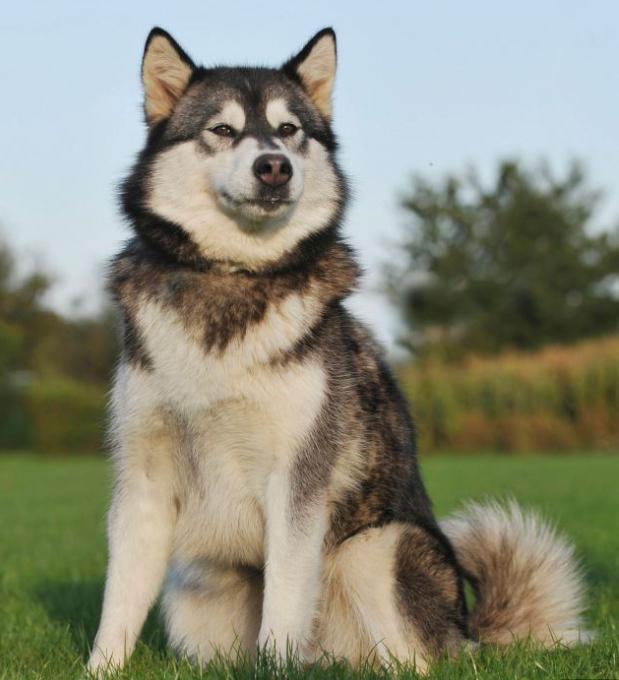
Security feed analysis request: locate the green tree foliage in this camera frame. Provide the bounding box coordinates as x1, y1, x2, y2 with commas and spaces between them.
0, 238, 116, 452
0, 242, 50, 373
388, 161, 619, 359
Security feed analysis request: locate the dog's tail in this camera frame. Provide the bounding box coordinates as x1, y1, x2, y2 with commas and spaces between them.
441, 500, 590, 646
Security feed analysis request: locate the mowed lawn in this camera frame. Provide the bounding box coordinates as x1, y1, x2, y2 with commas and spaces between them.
1, 454, 618, 679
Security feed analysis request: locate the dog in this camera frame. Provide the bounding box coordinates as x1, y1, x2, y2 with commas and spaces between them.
87, 27, 588, 674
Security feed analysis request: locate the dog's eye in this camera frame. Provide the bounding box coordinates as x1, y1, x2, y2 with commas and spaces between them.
210, 124, 235, 138
278, 123, 298, 137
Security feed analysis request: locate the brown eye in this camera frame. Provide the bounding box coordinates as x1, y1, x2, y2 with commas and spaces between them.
210, 124, 235, 137
278, 123, 298, 137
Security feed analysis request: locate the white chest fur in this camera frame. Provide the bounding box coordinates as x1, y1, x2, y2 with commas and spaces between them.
136, 291, 321, 411
125, 294, 328, 566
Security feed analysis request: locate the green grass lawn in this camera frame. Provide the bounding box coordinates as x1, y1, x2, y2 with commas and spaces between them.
1, 453, 618, 679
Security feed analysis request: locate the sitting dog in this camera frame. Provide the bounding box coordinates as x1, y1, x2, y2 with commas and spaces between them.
88, 27, 587, 674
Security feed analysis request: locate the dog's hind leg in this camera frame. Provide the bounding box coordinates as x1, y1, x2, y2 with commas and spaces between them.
161, 560, 263, 663
314, 522, 467, 674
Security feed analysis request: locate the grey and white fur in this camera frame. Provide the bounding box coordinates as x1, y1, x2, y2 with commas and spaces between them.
87, 27, 589, 675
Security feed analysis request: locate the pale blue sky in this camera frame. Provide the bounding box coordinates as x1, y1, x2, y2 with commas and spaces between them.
1, 1, 617, 347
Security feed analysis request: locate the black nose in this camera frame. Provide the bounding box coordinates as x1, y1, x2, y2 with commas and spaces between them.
253, 154, 293, 187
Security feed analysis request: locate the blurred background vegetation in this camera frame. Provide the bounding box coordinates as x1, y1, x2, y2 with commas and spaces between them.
0, 242, 114, 454
1, 158, 618, 455
387, 159, 619, 453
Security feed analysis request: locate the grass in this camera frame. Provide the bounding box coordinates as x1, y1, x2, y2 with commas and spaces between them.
1, 453, 617, 679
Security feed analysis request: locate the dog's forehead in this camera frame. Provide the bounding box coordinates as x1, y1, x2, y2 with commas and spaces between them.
167, 68, 309, 138
192, 72, 299, 116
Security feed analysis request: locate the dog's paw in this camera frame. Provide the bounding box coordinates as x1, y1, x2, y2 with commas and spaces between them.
86, 648, 124, 678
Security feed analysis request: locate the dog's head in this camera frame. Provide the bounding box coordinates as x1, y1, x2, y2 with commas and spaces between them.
123, 27, 346, 269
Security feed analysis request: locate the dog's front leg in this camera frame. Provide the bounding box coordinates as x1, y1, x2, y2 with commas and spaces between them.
88, 456, 175, 672
88, 376, 177, 673
258, 465, 328, 659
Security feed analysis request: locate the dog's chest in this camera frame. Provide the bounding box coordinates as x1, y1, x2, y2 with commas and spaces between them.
172, 401, 274, 567
130, 281, 328, 565
167, 351, 328, 568
135, 286, 321, 409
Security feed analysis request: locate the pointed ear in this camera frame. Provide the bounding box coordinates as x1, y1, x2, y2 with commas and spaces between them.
283, 28, 337, 119
141, 28, 195, 126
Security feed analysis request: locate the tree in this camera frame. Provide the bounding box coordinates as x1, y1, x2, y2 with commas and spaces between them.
0, 238, 118, 384
387, 160, 619, 359
0, 241, 52, 373
0, 236, 118, 451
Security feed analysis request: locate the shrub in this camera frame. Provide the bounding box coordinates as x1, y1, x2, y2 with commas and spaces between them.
24, 379, 106, 455
397, 336, 619, 453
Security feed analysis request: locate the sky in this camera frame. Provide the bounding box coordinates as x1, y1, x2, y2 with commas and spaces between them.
1, 0, 618, 349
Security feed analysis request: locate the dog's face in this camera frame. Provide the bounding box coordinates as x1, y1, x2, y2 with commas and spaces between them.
125, 28, 346, 269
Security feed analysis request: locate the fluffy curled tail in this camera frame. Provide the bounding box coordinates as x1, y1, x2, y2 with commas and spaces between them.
441, 501, 590, 646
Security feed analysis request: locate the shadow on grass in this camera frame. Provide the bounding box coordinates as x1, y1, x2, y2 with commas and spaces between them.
33, 579, 167, 660
585, 557, 619, 590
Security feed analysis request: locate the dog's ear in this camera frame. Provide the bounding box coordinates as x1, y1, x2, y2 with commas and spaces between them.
283, 28, 337, 119
141, 28, 195, 126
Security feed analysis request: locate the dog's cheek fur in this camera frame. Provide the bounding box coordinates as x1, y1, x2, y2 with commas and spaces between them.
143, 137, 342, 268
209, 137, 263, 200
